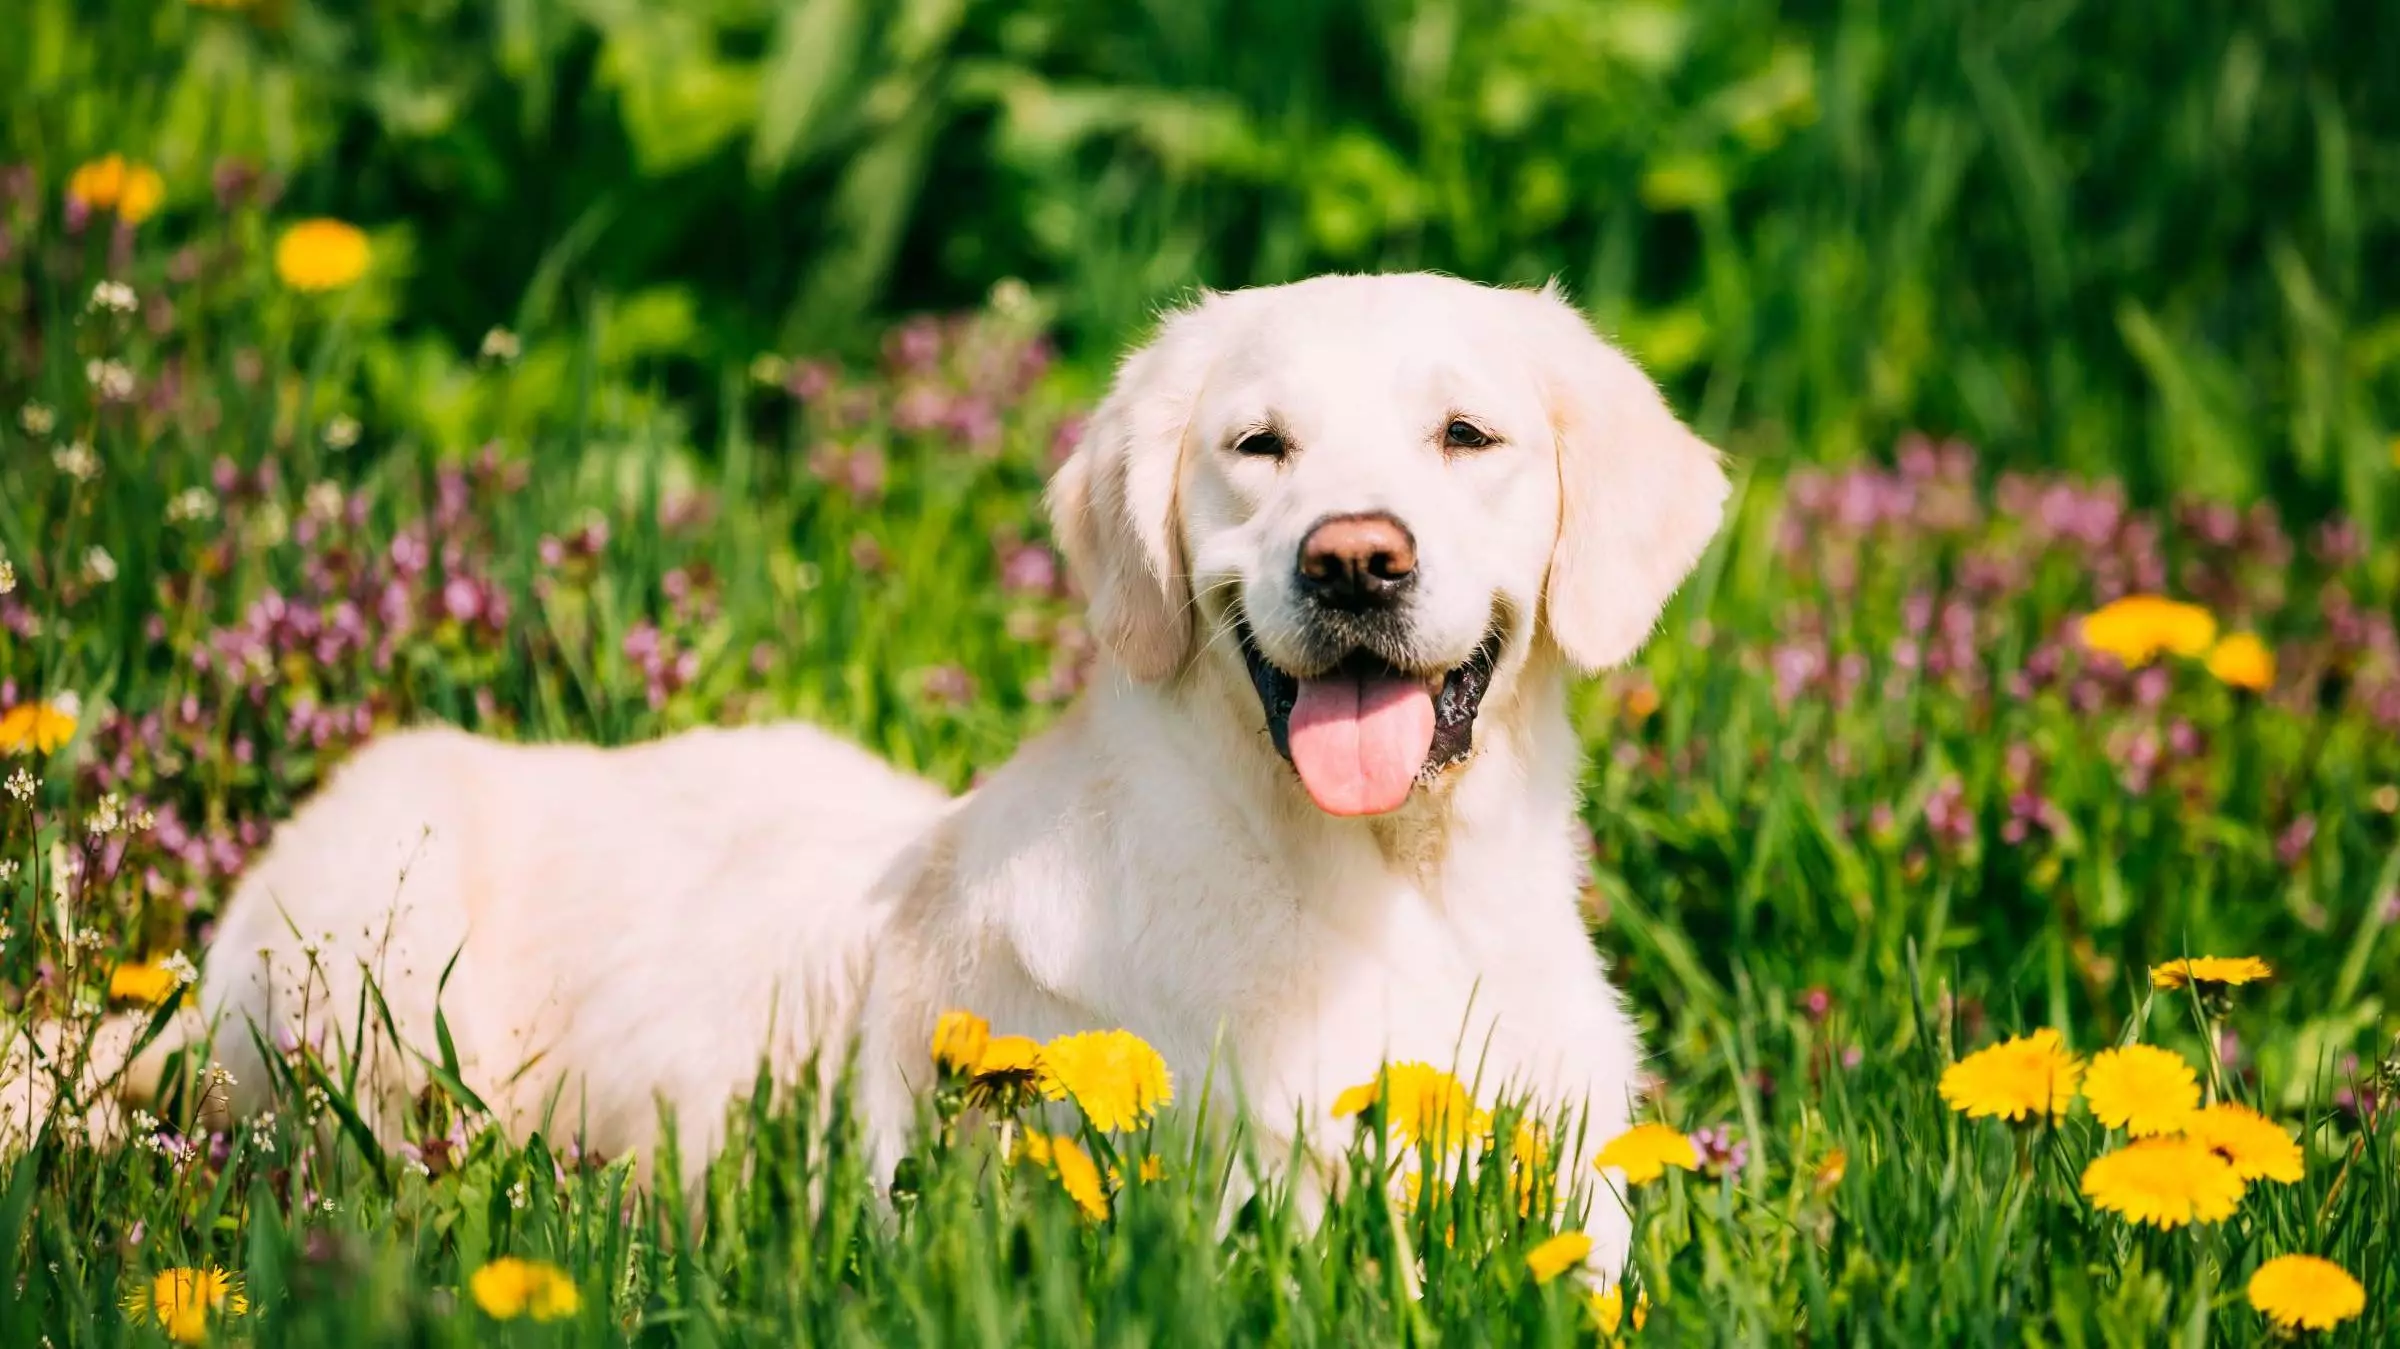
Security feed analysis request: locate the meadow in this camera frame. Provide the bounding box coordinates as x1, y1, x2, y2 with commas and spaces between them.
4, 1, 2399, 1344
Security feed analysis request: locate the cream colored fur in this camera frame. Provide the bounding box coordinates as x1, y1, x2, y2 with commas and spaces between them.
6, 273, 1728, 1273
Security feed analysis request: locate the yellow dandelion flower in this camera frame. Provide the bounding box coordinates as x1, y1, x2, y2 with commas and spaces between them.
1938, 1029, 2084, 1122
1508, 1118, 1556, 1215
1107, 1154, 1169, 1187
1330, 1079, 1380, 1118
2082, 1044, 2200, 1136
109, 961, 182, 1006
2148, 956, 2272, 991
1814, 1147, 1848, 1192
468, 1256, 581, 1321
1594, 1122, 1699, 1185
977, 1034, 1040, 1076
1623, 684, 1661, 720
1525, 1231, 1593, 1284
67, 156, 165, 225
966, 1033, 1043, 1112
274, 218, 371, 292
1036, 1029, 1172, 1132
1396, 1170, 1460, 1245
2205, 633, 2274, 691
1018, 1128, 1109, 1220
2247, 1254, 2365, 1332
1331, 1062, 1491, 1152
124, 1267, 246, 1345
2078, 595, 2217, 668
929, 1009, 989, 1075
1589, 1286, 1649, 1335
0, 699, 78, 755
2184, 1103, 2303, 1184
2080, 1137, 2245, 1229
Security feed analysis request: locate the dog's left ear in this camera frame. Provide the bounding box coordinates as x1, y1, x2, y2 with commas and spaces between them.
1046, 299, 1216, 681
1522, 283, 1731, 673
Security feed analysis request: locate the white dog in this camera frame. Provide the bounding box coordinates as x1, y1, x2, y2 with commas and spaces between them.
37, 273, 1728, 1268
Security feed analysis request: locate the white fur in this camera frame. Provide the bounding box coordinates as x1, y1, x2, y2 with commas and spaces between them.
154, 274, 1724, 1269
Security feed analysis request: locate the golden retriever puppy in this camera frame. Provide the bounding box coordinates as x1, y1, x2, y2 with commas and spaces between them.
75, 273, 1729, 1270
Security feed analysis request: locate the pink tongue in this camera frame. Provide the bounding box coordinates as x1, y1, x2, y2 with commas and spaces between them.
1287, 675, 1437, 816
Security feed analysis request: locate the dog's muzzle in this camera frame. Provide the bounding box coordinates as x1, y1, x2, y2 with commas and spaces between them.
1235, 612, 1502, 816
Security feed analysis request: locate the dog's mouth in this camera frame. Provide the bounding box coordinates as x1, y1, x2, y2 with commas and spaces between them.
1237, 615, 1502, 817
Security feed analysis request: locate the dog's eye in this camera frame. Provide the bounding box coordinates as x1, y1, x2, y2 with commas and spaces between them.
1234, 429, 1288, 459
1443, 419, 1494, 450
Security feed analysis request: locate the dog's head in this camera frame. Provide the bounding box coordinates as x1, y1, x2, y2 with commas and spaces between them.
1050, 274, 1728, 817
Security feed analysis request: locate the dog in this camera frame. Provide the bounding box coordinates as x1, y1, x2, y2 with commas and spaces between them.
19, 272, 1729, 1270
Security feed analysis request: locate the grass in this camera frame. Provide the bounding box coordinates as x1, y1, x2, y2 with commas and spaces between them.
3, 58, 2400, 1349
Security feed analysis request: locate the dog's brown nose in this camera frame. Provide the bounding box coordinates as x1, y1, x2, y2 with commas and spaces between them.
1297, 512, 1417, 610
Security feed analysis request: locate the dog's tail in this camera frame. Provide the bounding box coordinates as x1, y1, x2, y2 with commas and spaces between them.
0, 1007, 208, 1151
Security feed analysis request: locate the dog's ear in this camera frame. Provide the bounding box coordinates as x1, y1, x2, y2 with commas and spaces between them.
1046, 303, 1212, 681
1522, 282, 1730, 673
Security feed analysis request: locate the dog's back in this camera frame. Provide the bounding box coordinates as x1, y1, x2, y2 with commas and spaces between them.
191, 721, 948, 1160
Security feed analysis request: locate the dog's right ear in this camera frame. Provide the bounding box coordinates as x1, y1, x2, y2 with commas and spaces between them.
1046, 302, 1214, 681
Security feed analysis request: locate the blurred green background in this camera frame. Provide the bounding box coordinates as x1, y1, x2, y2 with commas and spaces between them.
10, 0, 2396, 524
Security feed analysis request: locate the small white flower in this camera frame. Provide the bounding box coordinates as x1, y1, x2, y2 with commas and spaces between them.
4, 768, 34, 802
83, 359, 135, 402
83, 545, 117, 584
990, 276, 1034, 317
161, 952, 199, 986
304, 480, 345, 520
86, 793, 123, 836
508, 1178, 530, 1209
0, 558, 14, 595
0, 860, 14, 881
166, 486, 218, 523
131, 1110, 162, 1134
52, 441, 99, 482
322, 415, 361, 450
89, 281, 138, 314
17, 402, 55, 436
479, 327, 521, 362
245, 501, 289, 549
